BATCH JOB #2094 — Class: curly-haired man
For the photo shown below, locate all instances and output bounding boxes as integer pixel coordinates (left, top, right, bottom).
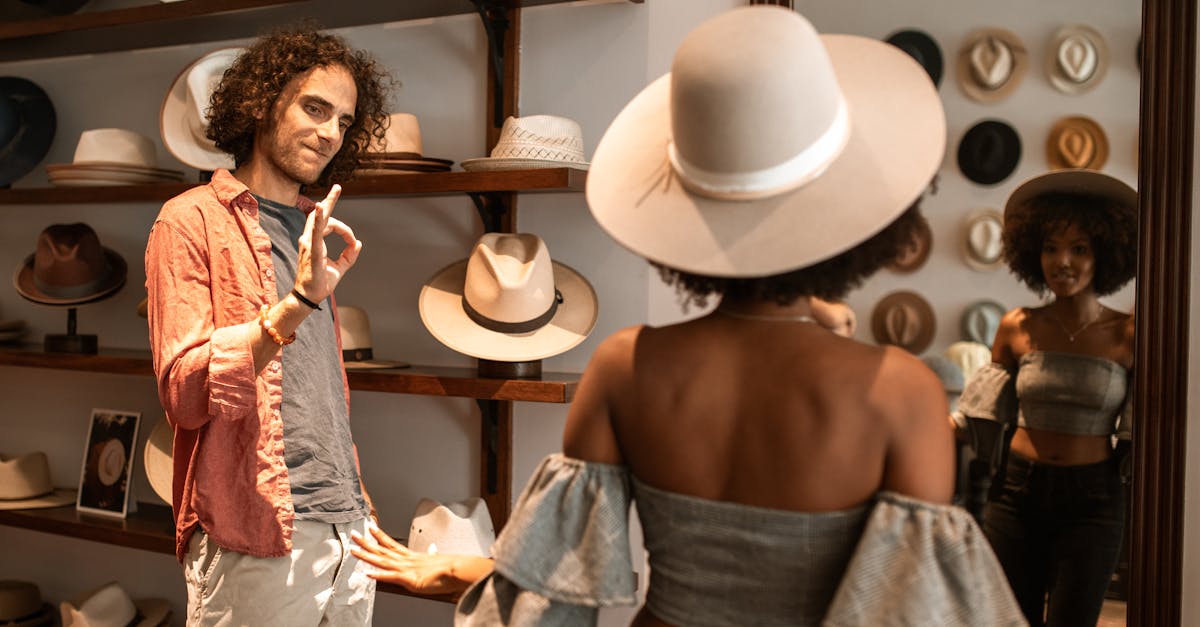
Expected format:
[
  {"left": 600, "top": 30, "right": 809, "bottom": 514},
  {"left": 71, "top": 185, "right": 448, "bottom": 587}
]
[{"left": 145, "top": 24, "right": 391, "bottom": 626}]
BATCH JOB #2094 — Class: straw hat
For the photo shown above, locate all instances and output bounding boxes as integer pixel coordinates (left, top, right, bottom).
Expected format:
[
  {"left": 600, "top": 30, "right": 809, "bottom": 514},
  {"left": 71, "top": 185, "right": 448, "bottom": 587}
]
[
  {"left": 60, "top": 582, "right": 170, "bottom": 627},
  {"left": 1046, "top": 25, "right": 1109, "bottom": 95},
  {"left": 0, "top": 452, "right": 76, "bottom": 510},
  {"left": 1046, "top": 115, "right": 1108, "bottom": 171},
  {"left": 956, "top": 28, "right": 1028, "bottom": 103},
  {"left": 1004, "top": 169, "right": 1137, "bottom": 227},
  {"left": 407, "top": 497, "right": 495, "bottom": 557},
  {"left": 336, "top": 306, "right": 410, "bottom": 369},
  {"left": 0, "top": 580, "right": 54, "bottom": 627},
  {"left": 0, "top": 76, "right": 56, "bottom": 187},
  {"left": 14, "top": 223, "right": 127, "bottom": 307},
  {"left": 957, "top": 119, "right": 1022, "bottom": 186},
  {"left": 871, "top": 290, "right": 936, "bottom": 354},
  {"left": 460, "top": 115, "right": 588, "bottom": 172},
  {"left": 885, "top": 29, "right": 944, "bottom": 87},
  {"left": 359, "top": 112, "right": 453, "bottom": 175},
  {"left": 160, "top": 47, "right": 243, "bottom": 172},
  {"left": 419, "top": 233, "right": 598, "bottom": 362},
  {"left": 586, "top": 6, "right": 945, "bottom": 278},
  {"left": 962, "top": 209, "right": 1005, "bottom": 271},
  {"left": 142, "top": 419, "right": 172, "bottom": 505},
  {"left": 961, "top": 299, "right": 1006, "bottom": 346},
  {"left": 887, "top": 212, "right": 932, "bottom": 273},
  {"left": 45, "top": 129, "right": 183, "bottom": 186}
]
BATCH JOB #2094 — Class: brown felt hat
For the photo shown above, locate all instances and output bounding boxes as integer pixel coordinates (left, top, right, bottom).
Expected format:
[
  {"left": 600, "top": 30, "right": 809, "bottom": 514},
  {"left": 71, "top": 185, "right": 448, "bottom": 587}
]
[
  {"left": 871, "top": 290, "right": 936, "bottom": 354},
  {"left": 887, "top": 212, "right": 932, "bottom": 273},
  {"left": 13, "top": 223, "right": 127, "bottom": 307}
]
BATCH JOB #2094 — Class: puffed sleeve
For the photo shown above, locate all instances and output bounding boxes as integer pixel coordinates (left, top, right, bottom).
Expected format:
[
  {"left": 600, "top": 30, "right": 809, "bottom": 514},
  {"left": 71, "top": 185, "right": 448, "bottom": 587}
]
[
  {"left": 454, "top": 454, "right": 637, "bottom": 627},
  {"left": 823, "top": 492, "right": 1027, "bottom": 626},
  {"left": 951, "top": 362, "right": 1018, "bottom": 430}
]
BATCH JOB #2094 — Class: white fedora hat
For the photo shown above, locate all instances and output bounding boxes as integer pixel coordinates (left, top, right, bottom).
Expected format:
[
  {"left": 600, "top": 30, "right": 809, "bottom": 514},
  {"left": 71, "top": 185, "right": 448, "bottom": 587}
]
[
  {"left": 142, "top": 419, "right": 172, "bottom": 505},
  {"left": 60, "top": 582, "right": 170, "bottom": 627},
  {"left": 1046, "top": 24, "right": 1109, "bottom": 95},
  {"left": 407, "top": 497, "right": 495, "bottom": 557},
  {"left": 962, "top": 209, "right": 1004, "bottom": 271},
  {"left": 336, "top": 306, "right": 410, "bottom": 369},
  {"left": 586, "top": 6, "right": 945, "bottom": 278},
  {"left": 956, "top": 28, "right": 1029, "bottom": 103},
  {"left": 0, "top": 452, "right": 76, "bottom": 510},
  {"left": 419, "top": 233, "right": 598, "bottom": 362},
  {"left": 460, "top": 115, "right": 588, "bottom": 172},
  {"left": 160, "top": 47, "right": 242, "bottom": 172}
]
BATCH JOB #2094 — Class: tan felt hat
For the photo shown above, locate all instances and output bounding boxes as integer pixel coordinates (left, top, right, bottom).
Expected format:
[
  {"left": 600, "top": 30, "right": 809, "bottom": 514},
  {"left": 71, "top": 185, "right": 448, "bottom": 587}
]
[
  {"left": 956, "top": 28, "right": 1029, "bottom": 103},
  {"left": 871, "top": 290, "right": 936, "bottom": 354},
  {"left": 1046, "top": 115, "right": 1109, "bottom": 171}
]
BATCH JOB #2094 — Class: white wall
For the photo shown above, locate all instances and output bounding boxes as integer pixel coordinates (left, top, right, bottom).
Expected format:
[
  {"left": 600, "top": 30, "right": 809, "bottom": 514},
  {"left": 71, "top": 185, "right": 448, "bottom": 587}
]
[{"left": 0, "top": 1, "right": 1146, "bottom": 625}]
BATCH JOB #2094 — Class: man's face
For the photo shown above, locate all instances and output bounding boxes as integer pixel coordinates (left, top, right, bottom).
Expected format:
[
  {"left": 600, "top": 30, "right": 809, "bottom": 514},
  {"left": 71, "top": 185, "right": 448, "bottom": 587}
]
[{"left": 257, "top": 64, "right": 358, "bottom": 186}]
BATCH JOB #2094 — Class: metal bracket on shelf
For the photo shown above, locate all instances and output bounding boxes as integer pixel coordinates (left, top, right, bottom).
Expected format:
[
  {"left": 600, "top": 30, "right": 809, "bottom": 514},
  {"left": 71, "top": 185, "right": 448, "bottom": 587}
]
[
  {"left": 471, "top": 0, "right": 510, "bottom": 129},
  {"left": 477, "top": 399, "right": 501, "bottom": 496},
  {"left": 467, "top": 191, "right": 511, "bottom": 233}
]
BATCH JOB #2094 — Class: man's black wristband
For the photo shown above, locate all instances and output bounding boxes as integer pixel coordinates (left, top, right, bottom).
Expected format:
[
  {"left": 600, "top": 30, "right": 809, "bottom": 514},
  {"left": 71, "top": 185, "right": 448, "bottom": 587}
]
[{"left": 292, "top": 289, "right": 322, "bottom": 310}]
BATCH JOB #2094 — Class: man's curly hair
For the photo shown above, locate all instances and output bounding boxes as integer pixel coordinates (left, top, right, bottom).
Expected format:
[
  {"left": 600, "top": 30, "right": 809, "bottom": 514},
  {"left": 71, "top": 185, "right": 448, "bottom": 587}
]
[
  {"left": 1002, "top": 191, "right": 1137, "bottom": 297},
  {"left": 656, "top": 202, "right": 927, "bottom": 310},
  {"left": 206, "top": 23, "right": 392, "bottom": 188}
]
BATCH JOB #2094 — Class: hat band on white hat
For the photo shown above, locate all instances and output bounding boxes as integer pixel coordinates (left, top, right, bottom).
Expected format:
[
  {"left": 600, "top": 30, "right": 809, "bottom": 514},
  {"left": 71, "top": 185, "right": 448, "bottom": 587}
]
[
  {"left": 462, "top": 289, "right": 562, "bottom": 334},
  {"left": 667, "top": 98, "right": 850, "bottom": 201}
]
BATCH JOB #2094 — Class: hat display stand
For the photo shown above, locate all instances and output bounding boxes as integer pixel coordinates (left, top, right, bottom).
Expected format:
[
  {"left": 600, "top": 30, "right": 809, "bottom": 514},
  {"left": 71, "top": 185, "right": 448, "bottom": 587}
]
[
  {"left": 45, "top": 307, "right": 97, "bottom": 354},
  {"left": 477, "top": 358, "right": 542, "bottom": 379}
]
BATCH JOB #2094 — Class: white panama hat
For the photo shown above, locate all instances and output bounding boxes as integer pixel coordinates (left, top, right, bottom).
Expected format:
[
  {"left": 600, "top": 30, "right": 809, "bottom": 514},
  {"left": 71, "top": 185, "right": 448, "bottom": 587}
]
[
  {"left": 160, "top": 47, "right": 243, "bottom": 172},
  {"left": 586, "top": 6, "right": 945, "bottom": 277}
]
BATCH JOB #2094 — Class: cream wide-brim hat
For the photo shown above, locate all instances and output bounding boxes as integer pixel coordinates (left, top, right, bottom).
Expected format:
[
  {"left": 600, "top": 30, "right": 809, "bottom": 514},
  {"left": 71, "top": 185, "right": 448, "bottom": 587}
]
[
  {"left": 160, "top": 48, "right": 242, "bottom": 172},
  {"left": 586, "top": 9, "right": 945, "bottom": 278},
  {"left": 1005, "top": 168, "right": 1136, "bottom": 225},
  {"left": 419, "top": 259, "right": 598, "bottom": 362},
  {"left": 142, "top": 419, "right": 172, "bottom": 505}
]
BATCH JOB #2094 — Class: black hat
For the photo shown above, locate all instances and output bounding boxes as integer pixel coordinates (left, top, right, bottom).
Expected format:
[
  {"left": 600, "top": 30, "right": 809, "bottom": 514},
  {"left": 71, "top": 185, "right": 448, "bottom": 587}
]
[
  {"left": 0, "top": 77, "right": 56, "bottom": 187},
  {"left": 957, "top": 119, "right": 1021, "bottom": 186},
  {"left": 885, "top": 29, "right": 944, "bottom": 87}
]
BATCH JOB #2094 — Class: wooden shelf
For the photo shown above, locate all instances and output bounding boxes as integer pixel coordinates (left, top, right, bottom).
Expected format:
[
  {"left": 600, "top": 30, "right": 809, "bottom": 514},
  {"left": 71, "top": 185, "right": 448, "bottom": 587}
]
[
  {"left": 0, "top": 0, "right": 640, "bottom": 62},
  {"left": 0, "top": 344, "right": 578, "bottom": 403},
  {"left": 0, "top": 503, "right": 457, "bottom": 603},
  {"left": 0, "top": 168, "right": 588, "bottom": 205}
]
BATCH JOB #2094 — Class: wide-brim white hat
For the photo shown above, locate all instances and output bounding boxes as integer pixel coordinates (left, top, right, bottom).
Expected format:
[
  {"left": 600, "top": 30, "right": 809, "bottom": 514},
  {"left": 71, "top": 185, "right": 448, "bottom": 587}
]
[
  {"left": 60, "top": 582, "right": 170, "bottom": 627},
  {"left": 142, "top": 419, "right": 172, "bottom": 505},
  {"left": 0, "top": 452, "right": 77, "bottom": 511},
  {"left": 160, "top": 48, "right": 242, "bottom": 172},
  {"left": 419, "top": 235, "right": 598, "bottom": 363},
  {"left": 407, "top": 497, "right": 495, "bottom": 557},
  {"left": 586, "top": 6, "right": 945, "bottom": 277}
]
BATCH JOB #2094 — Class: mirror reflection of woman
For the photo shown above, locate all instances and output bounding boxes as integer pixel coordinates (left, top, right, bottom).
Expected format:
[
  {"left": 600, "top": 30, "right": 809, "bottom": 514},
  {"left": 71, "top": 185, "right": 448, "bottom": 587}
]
[{"left": 957, "top": 169, "right": 1136, "bottom": 627}]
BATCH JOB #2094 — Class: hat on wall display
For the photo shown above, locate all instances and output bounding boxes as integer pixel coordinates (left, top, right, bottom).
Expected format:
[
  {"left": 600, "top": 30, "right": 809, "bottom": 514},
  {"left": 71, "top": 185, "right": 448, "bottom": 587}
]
[
  {"left": 0, "top": 76, "right": 56, "bottom": 187},
  {"left": 0, "top": 580, "right": 55, "bottom": 627},
  {"left": 945, "top": 340, "right": 993, "bottom": 381},
  {"left": 142, "top": 418, "right": 172, "bottom": 505},
  {"left": 1045, "top": 24, "right": 1109, "bottom": 95},
  {"left": 586, "top": 6, "right": 945, "bottom": 278},
  {"left": 160, "top": 47, "right": 243, "bottom": 173},
  {"left": 358, "top": 112, "right": 453, "bottom": 175},
  {"left": 0, "top": 452, "right": 76, "bottom": 510},
  {"left": 956, "top": 27, "right": 1028, "bottom": 103},
  {"left": 407, "top": 497, "right": 495, "bottom": 557},
  {"left": 1045, "top": 115, "right": 1109, "bottom": 171},
  {"left": 871, "top": 290, "right": 936, "bottom": 355},
  {"left": 962, "top": 209, "right": 1005, "bottom": 271},
  {"left": 14, "top": 223, "right": 127, "bottom": 307},
  {"left": 45, "top": 128, "right": 184, "bottom": 186},
  {"left": 960, "top": 299, "right": 1006, "bottom": 346},
  {"left": 336, "top": 305, "right": 410, "bottom": 369},
  {"left": 884, "top": 29, "right": 944, "bottom": 87},
  {"left": 59, "top": 581, "right": 170, "bottom": 627},
  {"left": 957, "top": 119, "right": 1021, "bottom": 186},
  {"left": 419, "top": 233, "right": 598, "bottom": 363},
  {"left": 887, "top": 211, "right": 933, "bottom": 273},
  {"left": 460, "top": 115, "right": 589, "bottom": 172}
]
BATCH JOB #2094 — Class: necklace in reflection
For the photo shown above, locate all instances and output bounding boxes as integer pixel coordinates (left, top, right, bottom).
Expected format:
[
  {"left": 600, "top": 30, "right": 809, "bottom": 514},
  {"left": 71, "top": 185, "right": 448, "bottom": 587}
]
[
  {"left": 1049, "top": 310, "right": 1104, "bottom": 342},
  {"left": 716, "top": 307, "right": 816, "bottom": 323}
]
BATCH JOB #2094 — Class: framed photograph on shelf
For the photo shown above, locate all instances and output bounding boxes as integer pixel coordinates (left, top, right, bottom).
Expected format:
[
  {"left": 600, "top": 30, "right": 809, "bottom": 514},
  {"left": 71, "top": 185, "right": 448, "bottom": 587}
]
[{"left": 76, "top": 409, "right": 141, "bottom": 518}]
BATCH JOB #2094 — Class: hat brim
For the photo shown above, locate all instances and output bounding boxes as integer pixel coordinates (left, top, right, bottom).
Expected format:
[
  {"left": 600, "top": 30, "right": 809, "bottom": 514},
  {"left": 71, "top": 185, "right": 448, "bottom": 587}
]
[
  {"left": 419, "top": 260, "right": 597, "bottom": 362},
  {"left": 142, "top": 419, "right": 172, "bottom": 505},
  {"left": 955, "top": 29, "right": 1029, "bottom": 103},
  {"left": 0, "top": 77, "right": 56, "bottom": 187},
  {"left": 344, "top": 360, "right": 411, "bottom": 370},
  {"left": 0, "top": 487, "right": 76, "bottom": 510},
  {"left": 160, "top": 48, "right": 241, "bottom": 172},
  {"left": 586, "top": 34, "right": 945, "bottom": 278},
  {"left": 1004, "top": 169, "right": 1137, "bottom": 224},
  {"left": 13, "top": 247, "right": 127, "bottom": 307},
  {"left": 3, "top": 602, "right": 55, "bottom": 627},
  {"left": 460, "top": 158, "right": 589, "bottom": 172}
]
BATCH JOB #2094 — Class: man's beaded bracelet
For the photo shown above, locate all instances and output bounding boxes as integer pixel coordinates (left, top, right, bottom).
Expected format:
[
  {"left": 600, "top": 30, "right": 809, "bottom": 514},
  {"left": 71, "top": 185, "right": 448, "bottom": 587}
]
[{"left": 259, "top": 304, "right": 296, "bottom": 346}]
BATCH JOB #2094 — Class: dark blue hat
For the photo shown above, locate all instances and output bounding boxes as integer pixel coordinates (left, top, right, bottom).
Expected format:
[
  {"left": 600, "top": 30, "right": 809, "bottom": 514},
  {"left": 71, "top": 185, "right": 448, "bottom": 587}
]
[
  {"left": 885, "top": 29, "right": 944, "bottom": 87},
  {"left": 0, "top": 77, "right": 56, "bottom": 187}
]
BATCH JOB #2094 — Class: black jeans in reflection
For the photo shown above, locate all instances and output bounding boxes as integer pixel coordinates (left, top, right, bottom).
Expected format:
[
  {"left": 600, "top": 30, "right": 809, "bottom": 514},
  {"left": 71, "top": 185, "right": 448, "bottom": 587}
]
[{"left": 982, "top": 452, "right": 1125, "bottom": 627}]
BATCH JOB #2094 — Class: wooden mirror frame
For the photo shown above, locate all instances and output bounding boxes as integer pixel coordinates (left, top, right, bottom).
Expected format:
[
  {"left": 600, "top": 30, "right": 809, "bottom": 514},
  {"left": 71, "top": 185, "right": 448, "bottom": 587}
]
[
  {"left": 1131, "top": 1, "right": 1194, "bottom": 625},
  {"left": 746, "top": 0, "right": 1197, "bottom": 623}
]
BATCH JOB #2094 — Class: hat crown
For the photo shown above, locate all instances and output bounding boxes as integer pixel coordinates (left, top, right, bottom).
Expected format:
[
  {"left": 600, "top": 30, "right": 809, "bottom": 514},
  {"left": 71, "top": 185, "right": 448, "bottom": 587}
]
[
  {"left": 945, "top": 340, "right": 993, "bottom": 380},
  {"left": 32, "top": 223, "right": 110, "bottom": 290},
  {"left": 184, "top": 51, "right": 238, "bottom": 142},
  {"left": 1056, "top": 127, "right": 1095, "bottom": 168},
  {"left": 668, "top": 7, "right": 847, "bottom": 198},
  {"left": 969, "top": 36, "right": 1013, "bottom": 88},
  {"left": 0, "top": 452, "right": 54, "bottom": 501},
  {"left": 0, "top": 580, "right": 43, "bottom": 622},
  {"left": 62, "top": 582, "right": 136, "bottom": 627},
  {"left": 73, "top": 128, "right": 157, "bottom": 168},
  {"left": 489, "top": 115, "right": 585, "bottom": 163},
  {"left": 884, "top": 302, "right": 922, "bottom": 345},
  {"left": 1057, "top": 33, "right": 1098, "bottom": 83},
  {"left": 463, "top": 233, "right": 557, "bottom": 326},
  {"left": 408, "top": 497, "right": 495, "bottom": 557},
  {"left": 967, "top": 213, "right": 1003, "bottom": 263},
  {"left": 336, "top": 306, "right": 374, "bottom": 351},
  {"left": 375, "top": 112, "right": 423, "bottom": 155}
]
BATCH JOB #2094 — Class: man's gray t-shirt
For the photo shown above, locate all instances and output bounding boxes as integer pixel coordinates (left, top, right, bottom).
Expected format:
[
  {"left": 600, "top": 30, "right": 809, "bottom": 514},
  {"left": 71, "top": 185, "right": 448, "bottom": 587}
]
[{"left": 254, "top": 194, "right": 366, "bottom": 522}]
